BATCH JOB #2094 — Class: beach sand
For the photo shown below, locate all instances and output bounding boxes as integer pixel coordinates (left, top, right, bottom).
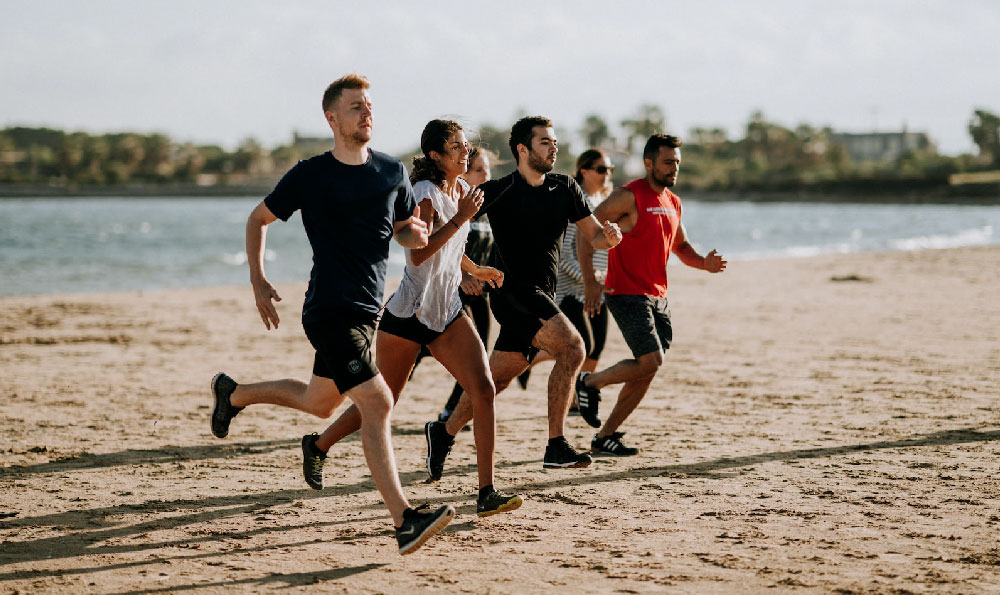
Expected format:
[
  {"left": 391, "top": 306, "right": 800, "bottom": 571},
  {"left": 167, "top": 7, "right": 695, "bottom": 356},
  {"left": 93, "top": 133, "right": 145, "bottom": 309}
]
[{"left": 2, "top": 246, "right": 998, "bottom": 593}]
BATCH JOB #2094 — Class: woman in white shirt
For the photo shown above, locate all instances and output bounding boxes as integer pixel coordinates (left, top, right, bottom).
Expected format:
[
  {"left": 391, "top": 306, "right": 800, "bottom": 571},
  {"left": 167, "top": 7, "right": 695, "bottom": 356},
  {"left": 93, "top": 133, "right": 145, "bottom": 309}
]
[{"left": 305, "top": 120, "right": 522, "bottom": 518}]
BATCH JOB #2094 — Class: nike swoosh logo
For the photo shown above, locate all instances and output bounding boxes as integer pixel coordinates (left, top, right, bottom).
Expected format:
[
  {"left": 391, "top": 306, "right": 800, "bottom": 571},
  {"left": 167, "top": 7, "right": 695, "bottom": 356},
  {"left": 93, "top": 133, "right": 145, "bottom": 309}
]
[
  {"left": 398, "top": 527, "right": 416, "bottom": 535},
  {"left": 548, "top": 186, "right": 557, "bottom": 191}
]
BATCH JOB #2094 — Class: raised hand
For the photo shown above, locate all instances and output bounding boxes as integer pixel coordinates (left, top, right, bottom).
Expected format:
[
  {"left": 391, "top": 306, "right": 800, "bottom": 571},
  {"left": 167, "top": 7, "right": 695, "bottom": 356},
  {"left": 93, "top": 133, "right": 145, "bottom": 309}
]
[
  {"left": 459, "top": 274, "right": 485, "bottom": 296},
  {"left": 601, "top": 219, "right": 622, "bottom": 247},
  {"left": 471, "top": 264, "right": 504, "bottom": 289},
  {"left": 583, "top": 277, "right": 611, "bottom": 318},
  {"left": 455, "top": 186, "right": 484, "bottom": 223},
  {"left": 252, "top": 277, "right": 282, "bottom": 330},
  {"left": 704, "top": 249, "right": 727, "bottom": 273},
  {"left": 404, "top": 205, "right": 429, "bottom": 248}
]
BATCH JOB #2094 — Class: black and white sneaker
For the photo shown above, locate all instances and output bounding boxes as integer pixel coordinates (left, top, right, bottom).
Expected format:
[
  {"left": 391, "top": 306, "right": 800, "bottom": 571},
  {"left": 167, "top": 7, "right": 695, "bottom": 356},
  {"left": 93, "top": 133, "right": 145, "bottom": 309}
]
[
  {"left": 575, "top": 372, "right": 602, "bottom": 429},
  {"left": 477, "top": 489, "right": 524, "bottom": 518},
  {"left": 210, "top": 372, "right": 243, "bottom": 438},
  {"left": 424, "top": 421, "right": 455, "bottom": 481},
  {"left": 542, "top": 436, "right": 592, "bottom": 469},
  {"left": 301, "top": 433, "right": 326, "bottom": 490},
  {"left": 395, "top": 504, "right": 455, "bottom": 555},
  {"left": 591, "top": 432, "right": 639, "bottom": 456}
]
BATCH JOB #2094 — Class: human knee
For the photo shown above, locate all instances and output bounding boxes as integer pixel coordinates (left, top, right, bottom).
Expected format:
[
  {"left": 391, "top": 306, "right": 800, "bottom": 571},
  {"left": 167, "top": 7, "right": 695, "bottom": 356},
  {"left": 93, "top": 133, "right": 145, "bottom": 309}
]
[
  {"left": 465, "top": 378, "right": 496, "bottom": 404},
  {"left": 353, "top": 387, "right": 394, "bottom": 421},
  {"left": 637, "top": 351, "right": 664, "bottom": 376}
]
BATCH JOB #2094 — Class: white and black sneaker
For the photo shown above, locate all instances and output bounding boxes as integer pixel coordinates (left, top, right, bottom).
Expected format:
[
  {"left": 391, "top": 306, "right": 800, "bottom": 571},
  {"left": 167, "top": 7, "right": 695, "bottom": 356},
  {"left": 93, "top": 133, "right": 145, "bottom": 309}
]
[
  {"left": 574, "top": 372, "right": 602, "bottom": 429},
  {"left": 542, "top": 436, "right": 592, "bottom": 469},
  {"left": 395, "top": 504, "right": 455, "bottom": 555},
  {"left": 591, "top": 432, "right": 639, "bottom": 456}
]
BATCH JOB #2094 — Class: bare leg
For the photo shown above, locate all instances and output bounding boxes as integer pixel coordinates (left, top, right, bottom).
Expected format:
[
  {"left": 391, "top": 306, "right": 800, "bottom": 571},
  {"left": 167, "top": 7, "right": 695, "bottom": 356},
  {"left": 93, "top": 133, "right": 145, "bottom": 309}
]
[
  {"left": 586, "top": 350, "right": 663, "bottom": 390},
  {"left": 581, "top": 357, "right": 599, "bottom": 374},
  {"left": 599, "top": 372, "right": 656, "bottom": 437},
  {"left": 531, "top": 314, "right": 585, "bottom": 439},
  {"left": 429, "top": 316, "right": 496, "bottom": 489},
  {"left": 314, "top": 332, "right": 420, "bottom": 452},
  {"left": 446, "top": 350, "right": 528, "bottom": 435},
  {"left": 347, "top": 375, "right": 411, "bottom": 526},
  {"left": 230, "top": 375, "right": 344, "bottom": 418}
]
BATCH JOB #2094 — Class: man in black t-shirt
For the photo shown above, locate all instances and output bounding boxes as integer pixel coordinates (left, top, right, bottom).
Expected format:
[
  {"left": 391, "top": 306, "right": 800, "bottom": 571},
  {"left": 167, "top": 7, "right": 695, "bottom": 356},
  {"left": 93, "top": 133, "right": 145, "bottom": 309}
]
[
  {"left": 424, "top": 116, "right": 622, "bottom": 477},
  {"left": 206, "top": 74, "right": 454, "bottom": 555}
]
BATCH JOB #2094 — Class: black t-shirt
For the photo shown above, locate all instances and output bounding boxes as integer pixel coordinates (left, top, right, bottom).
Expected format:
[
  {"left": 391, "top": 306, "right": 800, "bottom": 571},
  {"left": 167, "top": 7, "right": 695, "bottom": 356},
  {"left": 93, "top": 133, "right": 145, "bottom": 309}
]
[
  {"left": 479, "top": 171, "right": 591, "bottom": 295},
  {"left": 264, "top": 150, "right": 416, "bottom": 322}
]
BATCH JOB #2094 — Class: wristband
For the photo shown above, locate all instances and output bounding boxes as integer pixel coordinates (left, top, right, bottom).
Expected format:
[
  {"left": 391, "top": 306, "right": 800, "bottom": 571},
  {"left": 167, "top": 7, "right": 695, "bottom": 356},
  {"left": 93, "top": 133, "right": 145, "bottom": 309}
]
[{"left": 448, "top": 219, "right": 460, "bottom": 231}]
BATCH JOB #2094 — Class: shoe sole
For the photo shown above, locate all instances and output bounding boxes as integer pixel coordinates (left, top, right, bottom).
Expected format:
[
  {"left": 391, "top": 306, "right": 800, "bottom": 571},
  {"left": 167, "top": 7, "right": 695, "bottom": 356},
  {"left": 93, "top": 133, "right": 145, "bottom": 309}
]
[
  {"left": 210, "top": 372, "right": 228, "bottom": 439},
  {"left": 542, "top": 458, "right": 592, "bottom": 469},
  {"left": 591, "top": 448, "right": 639, "bottom": 457},
  {"left": 398, "top": 506, "right": 455, "bottom": 555},
  {"left": 477, "top": 495, "right": 524, "bottom": 518},
  {"left": 424, "top": 422, "right": 440, "bottom": 481}
]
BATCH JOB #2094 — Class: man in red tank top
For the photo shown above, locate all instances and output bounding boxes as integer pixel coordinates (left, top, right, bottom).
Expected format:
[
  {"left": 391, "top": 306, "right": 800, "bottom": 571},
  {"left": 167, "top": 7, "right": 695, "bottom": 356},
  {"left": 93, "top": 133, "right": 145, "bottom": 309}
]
[{"left": 576, "top": 134, "right": 727, "bottom": 456}]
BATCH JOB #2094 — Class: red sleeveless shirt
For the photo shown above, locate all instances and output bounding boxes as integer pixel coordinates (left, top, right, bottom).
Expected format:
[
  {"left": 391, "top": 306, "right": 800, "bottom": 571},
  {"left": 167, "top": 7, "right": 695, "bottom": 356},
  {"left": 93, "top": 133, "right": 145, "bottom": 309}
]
[{"left": 604, "top": 178, "right": 681, "bottom": 298}]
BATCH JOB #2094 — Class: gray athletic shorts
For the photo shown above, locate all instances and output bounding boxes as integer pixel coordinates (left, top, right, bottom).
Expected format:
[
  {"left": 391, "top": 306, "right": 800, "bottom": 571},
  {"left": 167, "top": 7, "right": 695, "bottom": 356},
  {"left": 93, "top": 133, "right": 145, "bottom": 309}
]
[{"left": 605, "top": 294, "right": 672, "bottom": 358}]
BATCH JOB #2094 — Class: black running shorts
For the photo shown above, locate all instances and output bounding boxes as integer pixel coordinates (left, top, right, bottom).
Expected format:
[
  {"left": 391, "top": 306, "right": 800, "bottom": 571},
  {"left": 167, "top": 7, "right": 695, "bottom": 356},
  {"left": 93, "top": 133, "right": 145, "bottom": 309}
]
[
  {"left": 490, "top": 285, "right": 562, "bottom": 359},
  {"left": 377, "top": 308, "right": 467, "bottom": 347},
  {"left": 302, "top": 311, "right": 379, "bottom": 392}
]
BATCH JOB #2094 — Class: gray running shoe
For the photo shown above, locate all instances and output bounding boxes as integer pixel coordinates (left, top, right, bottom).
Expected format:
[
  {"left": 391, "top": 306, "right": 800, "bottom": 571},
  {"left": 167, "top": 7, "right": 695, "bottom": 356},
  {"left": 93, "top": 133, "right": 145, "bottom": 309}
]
[
  {"left": 210, "top": 372, "right": 243, "bottom": 438},
  {"left": 591, "top": 432, "right": 639, "bottom": 456},
  {"left": 542, "top": 436, "right": 592, "bottom": 469},
  {"left": 574, "top": 372, "right": 602, "bottom": 429},
  {"left": 477, "top": 490, "right": 523, "bottom": 517},
  {"left": 424, "top": 421, "right": 454, "bottom": 481},
  {"left": 301, "top": 433, "right": 326, "bottom": 490},
  {"left": 395, "top": 504, "right": 455, "bottom": 555}
]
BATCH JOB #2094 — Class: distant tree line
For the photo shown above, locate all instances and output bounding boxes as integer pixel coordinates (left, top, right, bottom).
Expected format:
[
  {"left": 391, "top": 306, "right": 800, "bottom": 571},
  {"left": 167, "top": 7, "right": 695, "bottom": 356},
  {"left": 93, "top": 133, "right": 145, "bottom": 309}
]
[{"left": 2, "top": 106, "right": 998, "bottom": 192}]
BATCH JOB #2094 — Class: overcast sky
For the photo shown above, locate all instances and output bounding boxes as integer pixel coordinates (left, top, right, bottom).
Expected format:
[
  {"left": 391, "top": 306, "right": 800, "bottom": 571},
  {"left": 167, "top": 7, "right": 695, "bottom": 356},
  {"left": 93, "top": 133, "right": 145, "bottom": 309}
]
[{"left": 2, "top": 1, "right": 998, "bottom": 156}]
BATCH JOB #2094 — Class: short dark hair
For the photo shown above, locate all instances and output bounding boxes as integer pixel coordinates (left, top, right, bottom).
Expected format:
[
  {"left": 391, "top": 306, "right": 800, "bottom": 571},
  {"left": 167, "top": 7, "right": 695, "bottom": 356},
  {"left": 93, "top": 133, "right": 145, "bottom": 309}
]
[
  {"left": 508, "top": 116, "right": 553, "bottom": 162},
  {"left": 642, "top": 134, "right": 683, "bottom": 161},
  {"left": 410, "top": 119, "right": 463, "bottom": 187},
  {"left": 322, "top": 73, "right": 370, "bottom": 112}
]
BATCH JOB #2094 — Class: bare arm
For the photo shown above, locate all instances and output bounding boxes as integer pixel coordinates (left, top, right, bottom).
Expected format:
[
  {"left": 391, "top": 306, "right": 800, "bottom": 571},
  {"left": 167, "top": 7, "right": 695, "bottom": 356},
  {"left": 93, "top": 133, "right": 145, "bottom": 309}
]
[
  {"left": 393, "top": 205, "right": 430, "bottom": 250},
  {"left": 408, "top": 186, "right": 484, "bottom": 266},
  {"left": 461, "top": 254, "right": 503, "bottom": 289},
  {"left": 672, "top": 223, "right": 727, "bottom": 272},
  {"left": 246, "top": 201, "right": 282, "bottom": 330}
]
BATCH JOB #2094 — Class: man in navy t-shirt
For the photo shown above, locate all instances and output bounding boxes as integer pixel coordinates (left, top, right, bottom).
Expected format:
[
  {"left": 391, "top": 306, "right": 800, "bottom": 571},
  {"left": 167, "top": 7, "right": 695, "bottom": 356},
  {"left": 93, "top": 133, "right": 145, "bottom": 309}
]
[{"left": 206, "top": 73, "right": 455, "bottom": 555}]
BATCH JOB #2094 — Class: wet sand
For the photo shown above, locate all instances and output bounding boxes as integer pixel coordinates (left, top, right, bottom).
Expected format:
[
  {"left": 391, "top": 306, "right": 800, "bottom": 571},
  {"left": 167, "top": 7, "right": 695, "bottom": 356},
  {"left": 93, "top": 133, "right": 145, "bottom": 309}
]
[{"left": 1, "top": 246, "right": 998, "bottom": 593}]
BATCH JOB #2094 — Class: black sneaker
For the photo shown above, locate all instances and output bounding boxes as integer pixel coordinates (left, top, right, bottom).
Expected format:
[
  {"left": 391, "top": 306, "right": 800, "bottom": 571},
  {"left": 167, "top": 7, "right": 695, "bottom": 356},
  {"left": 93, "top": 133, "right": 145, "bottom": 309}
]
[
  {"left": 575, "top": 372, "right": 602, "bottom": 429},
  {"left": 591, "top": 432, "right": 639, "bottom": 456},
  {"left": 516, "top": 369, "right": 531, "bottom": 390},
  {"left": 424, "top": 421, "right": 454, "bottom": 481},
  {"left": 542, "top": 436, "right": 592, "bottom": 469},
  {"left": 210, "top": 372, "right": 243, "bottom": 438},
  {"left": 301, "top": 433, "right": 326, "bottom": 490},
  {"left": 477, "top": 490, "right": 524, "bottom": 518},
  {"left": 396, "top": 504, "right": 455, "bottom": 555}
]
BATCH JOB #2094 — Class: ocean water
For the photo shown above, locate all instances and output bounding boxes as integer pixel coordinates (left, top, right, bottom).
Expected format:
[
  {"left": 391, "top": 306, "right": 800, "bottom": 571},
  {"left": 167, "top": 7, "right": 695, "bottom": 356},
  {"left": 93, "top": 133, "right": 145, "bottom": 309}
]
[{"left": 1, "top": 197, "right": 998, "bottom": 297}]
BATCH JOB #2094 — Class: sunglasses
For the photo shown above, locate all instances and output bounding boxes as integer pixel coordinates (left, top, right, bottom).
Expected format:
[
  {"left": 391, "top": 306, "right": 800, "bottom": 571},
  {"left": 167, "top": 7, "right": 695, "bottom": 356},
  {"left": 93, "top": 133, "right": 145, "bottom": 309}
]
[{"left": 590, "top": 164, "right": 614, "bottom": 175}]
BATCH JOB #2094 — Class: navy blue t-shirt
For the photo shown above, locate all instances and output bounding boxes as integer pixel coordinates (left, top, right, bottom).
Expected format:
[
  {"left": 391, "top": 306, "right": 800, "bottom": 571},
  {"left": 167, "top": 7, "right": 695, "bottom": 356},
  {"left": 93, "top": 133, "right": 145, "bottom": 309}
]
[
  {"left": 264, "top": 150, "right": 416, "bottom": 322},
  {"left": 478, "top": 171, "right": 591, "bottom": 295}
]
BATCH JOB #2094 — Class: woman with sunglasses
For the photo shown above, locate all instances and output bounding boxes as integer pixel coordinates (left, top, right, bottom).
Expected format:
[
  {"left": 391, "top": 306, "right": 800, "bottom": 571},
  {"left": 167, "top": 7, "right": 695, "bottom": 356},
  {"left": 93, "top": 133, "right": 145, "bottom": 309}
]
[{"left": 517, "top": 149, "right": 615, "bottom": 429}]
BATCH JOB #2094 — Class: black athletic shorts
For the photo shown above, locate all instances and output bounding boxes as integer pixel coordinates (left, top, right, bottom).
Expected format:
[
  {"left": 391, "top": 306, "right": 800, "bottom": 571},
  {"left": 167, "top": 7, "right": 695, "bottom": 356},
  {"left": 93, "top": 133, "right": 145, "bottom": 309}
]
[
  {"left": 605, "top": 294, "right": 672, "bottom": 357},
  {"left": 302, "top": 311, "right": 379, "bottom": 392},
  {"left": 377, "top": 308, "right": 467, "bottom": 346},
  {"left": 490, "top": 285, "right": 562, "bottom": 359}
]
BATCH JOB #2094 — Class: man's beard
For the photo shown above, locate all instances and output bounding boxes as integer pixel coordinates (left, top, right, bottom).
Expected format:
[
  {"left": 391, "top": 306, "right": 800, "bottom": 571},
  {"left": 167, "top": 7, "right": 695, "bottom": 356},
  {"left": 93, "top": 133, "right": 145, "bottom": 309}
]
[
  {"left": 527, "top": 151, "right": 553, "bottom": 174},
  {"left": 652, "top": 171, "right": 675, "bottom": 187},
  {"left": 340, "top": 124, "right": 371, "bottom": 145}
]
